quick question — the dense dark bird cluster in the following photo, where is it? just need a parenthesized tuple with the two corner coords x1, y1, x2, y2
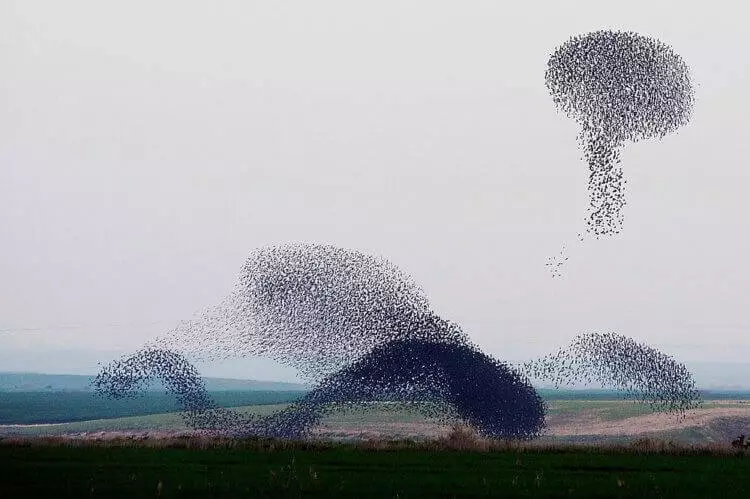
(521, 332, 701, 415)
(96, 244, 546, 439)
(546, 30, 694, 237)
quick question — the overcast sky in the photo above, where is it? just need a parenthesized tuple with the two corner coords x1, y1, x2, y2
(1, 0, 749, 382)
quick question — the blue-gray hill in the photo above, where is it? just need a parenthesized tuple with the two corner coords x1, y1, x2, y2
(0, 372, 309, 392)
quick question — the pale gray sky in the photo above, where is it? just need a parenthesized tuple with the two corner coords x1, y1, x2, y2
(1, 0, 749, 382)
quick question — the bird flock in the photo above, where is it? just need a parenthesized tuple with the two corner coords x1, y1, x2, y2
(520, 332, 700, 415)
(149, 244, 439, 381)
(95, 244, 700, 439)
(546, 30, 694, 238)
(96, 245, 546, 439)
(94, 30, 700, 440)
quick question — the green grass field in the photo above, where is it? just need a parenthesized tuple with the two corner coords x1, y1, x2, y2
(0, 400, 621, 437)
(4, 396, 750, 497)
(0, 391, 308, 424)
(4, 399, 750, 445)
(0, 403, 292, 436)
(2, 438, 750, 498)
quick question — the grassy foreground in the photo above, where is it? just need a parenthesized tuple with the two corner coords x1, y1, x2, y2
(2, 436, 750, 498)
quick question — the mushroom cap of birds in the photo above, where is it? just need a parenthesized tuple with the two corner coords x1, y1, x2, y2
(546, 30, 694, 143)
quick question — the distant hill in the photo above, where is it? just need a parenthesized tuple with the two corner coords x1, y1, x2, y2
(4, 363, 750, 394)
(527, 362, 750, 392)
(684, 362, 750, 391)
(0, 372, 310, 392)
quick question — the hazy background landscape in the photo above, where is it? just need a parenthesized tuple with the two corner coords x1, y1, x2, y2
(2, 370, 749, 449)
